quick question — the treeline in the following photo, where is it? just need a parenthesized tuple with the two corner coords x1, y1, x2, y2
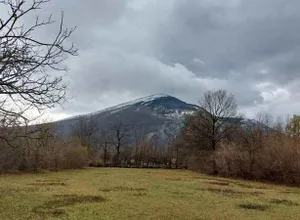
(180, 90, 300, 185)
(73, 89, 300, 186)
(70, 117, 187, 169)
(2, 85, 300, 187)
(0, 123, 89, 173)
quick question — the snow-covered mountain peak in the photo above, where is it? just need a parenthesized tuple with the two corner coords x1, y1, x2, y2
(61, 94, 198, 122)
(89, 94, 173, 115)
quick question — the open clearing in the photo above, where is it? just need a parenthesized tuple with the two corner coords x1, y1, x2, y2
(0, 168, 300, 220)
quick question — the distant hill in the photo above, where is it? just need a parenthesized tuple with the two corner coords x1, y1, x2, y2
(53, 94, 263, 143)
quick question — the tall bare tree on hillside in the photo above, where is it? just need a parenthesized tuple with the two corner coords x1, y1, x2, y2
(0, 0, 77, 145)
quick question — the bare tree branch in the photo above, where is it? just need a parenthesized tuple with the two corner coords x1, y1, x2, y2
(0, 0, 77, 146)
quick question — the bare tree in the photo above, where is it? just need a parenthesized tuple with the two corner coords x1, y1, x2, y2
(181, 90, 239, 174)
(130, 122, 148, 167)
(0, 0, 77, 145)
(110, 121, 130, 166)
(238, 113, 273, 178)
(170, 135, 189, 169)
(183, 89, 239, 151)
(72, 116, 98, 149)
(23, 121, 55, 172)
(98, 130, 111, 166)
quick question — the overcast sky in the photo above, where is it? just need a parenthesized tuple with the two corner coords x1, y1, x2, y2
(39, 0, 300, 121)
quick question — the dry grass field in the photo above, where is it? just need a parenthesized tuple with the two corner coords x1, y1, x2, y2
(0, 168, 300, 220)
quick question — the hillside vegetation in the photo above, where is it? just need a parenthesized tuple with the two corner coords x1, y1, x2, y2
(0, 168, 300, 220)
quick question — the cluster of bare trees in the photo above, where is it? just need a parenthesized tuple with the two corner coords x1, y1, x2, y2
(0, 123, 89, 173)
(71, 117, 184, 169)
(181, 89, 300, 185)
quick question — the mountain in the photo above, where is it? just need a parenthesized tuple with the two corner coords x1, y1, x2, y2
(54, 94, 263, 143)
(54, 94, 199, 142)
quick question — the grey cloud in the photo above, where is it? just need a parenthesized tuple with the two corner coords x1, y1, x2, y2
(158, 0, 300, 84)
(39, 0, 300, 119)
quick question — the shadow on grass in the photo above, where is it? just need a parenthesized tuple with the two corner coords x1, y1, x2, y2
(28, 179, 68, 187)
(203, 187, 263, 198)
(195, 175, 270, 190)
(234, 183, 269, 190)
(165, 178, 182, 181)
(207, 181, 230, 186)
(32, 195, 106, 217)
(29, 182, 67, 186)
(0, 188, 21, 196)
(239, 202, 270, 211)
(99, 186, 146, 192)
(270, 199, 299, 206)
(170, 191, 194, 197)
(280, 190, 300, 194)
(132, 192, 147, 197)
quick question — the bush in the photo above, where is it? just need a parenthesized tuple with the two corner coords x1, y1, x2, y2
(0, 135, 90, 173)
(60, 143, 89, 169)
(214, 134, 300, 185)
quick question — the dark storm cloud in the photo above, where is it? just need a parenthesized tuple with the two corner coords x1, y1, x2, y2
(158, 0, 300, 82)
(40, 0, 300, 119)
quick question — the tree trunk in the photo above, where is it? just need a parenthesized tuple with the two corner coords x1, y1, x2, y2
(103, 141, 108, 166)
(116, 144, 121, 166)
(175, 146, 179, 169)
(212, 159, 218, 175)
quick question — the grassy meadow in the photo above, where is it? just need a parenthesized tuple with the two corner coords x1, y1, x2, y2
(0, 168, 300, 220)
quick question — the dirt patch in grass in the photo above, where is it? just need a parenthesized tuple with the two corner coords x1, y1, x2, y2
(207, 181, 230, 186)
(170, 191, 194, 197)
(23, 187, 40, 193)
(165, 178, 182, 181)
(270, 199, 299, 206)
(234, 183, 269, 190)
(0, 188, 21, 196)
(132, 192, 147, 197)
(204, 188, 263, 198)
(1, 186, 42, 196)
(32, 194, 106, 217)
(197, 176, 234, 183)
(29, 179, 67, 187)
(198, 176, 269, 190)
(280, 190, 300, 194)
(29, 182, 67, 186)
(95, 173, 111, 175)
(99, 186, 147, 192)
(205, 188, 242, 197)
(239, 202, 270, 211)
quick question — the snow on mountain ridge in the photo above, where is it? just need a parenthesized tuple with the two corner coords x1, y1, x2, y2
(90, 93, 172, 115)
(61, 94, 179, 121)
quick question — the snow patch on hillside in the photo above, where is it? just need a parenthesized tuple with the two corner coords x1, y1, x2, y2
(60, 94, 172, 121)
